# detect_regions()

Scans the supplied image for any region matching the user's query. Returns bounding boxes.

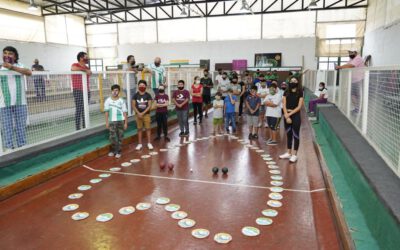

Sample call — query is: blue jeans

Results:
[0,105,28,149]
[225,112,236,131]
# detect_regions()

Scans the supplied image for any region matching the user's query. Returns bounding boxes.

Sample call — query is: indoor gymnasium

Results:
[0,0,399,249]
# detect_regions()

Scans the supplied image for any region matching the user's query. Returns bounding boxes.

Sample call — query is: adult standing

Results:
[31,59,46,101]
[215,68,223,86]
[200,69,213,118]
[0,46,32,151]
[124,55,138,100]
[240,70,253,117]
[335,48,364,113]
[230,76,244,122]
[191,76,203,125]
[217,72,230,100]
[71,51,91,131]
[147,57,166,96]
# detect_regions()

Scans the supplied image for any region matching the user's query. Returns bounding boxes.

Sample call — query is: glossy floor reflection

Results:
[0,111,342,250]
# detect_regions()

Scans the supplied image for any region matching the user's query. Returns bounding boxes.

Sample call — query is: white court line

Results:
[82,165,326,194]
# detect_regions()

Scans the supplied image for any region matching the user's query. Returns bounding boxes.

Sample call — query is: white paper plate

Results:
[269,192,283,200]
[171,211,188,220]
[62,204,79,211]
[149,152,158,156]
[192,229,210,239]
[237,139,244,142]
[109,167,121,172]
[165,204,180,212]
[68,193,83,199]
[241,226,260,237]
[256,150,265,153]
[155,197,170,205]
[121,162,132,167]
[159,148,168,152]
[256,217,273,226]
[136,202,152,210]
[90,178,102,184]
[77,185,92,191]
[267,200,283,208]
[214,233,232,244]
[269,187,284,193]
[141,155,151,159]
[264,157,273,161]
[96,213,113,222]
[271,175,283,181]
[99,173,111,178]
[261,154,271,158]
[178,218,196,228]
[268,165,280,169]
[269,170,281,175]
[130,159,141,163]
[71,212,89,221]
[270,181,284,187]
[262,209,278,217]
[119,206,135,215]
[267,161,276,165]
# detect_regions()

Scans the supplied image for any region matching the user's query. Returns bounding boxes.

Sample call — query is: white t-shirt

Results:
[314,88,328,99]
[257,86,269,104]
[104,97,128,121]
[215,74,223,84]
[213,99,224,119]
[219,78,231,96]
[0,63,27,108]
[264,94,282,118]
[147,63,166,89]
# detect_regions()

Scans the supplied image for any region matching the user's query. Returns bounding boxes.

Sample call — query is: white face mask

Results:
[195,80,201,84]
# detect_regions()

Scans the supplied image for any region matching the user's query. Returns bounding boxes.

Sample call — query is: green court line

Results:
[305,90,400,250]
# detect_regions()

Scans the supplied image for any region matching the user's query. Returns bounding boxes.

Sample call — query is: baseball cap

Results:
[348,48,358,52]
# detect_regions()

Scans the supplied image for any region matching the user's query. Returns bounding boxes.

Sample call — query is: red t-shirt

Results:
[155,94,169,113]
[191,84,203,103]
[71,63,90,90]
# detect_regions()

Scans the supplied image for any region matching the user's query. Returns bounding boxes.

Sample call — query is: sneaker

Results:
[115,153,121,158]
[179,132,184,137]
[267,141,278,146]
[258,122,262,127]
[154,137,161,141]
[248,133,253,140]
[165,136,171,142]
[279,152,291,159]
[232,129,237,134]
[193,121,197,125]
[135,144,143,150]
[184,131,189,137]
[199,120,202,124]
[253,134,258,139]
[147,143,154,150]
[108,152,115,157]
[289,155,298,162]
[226,128,230,133]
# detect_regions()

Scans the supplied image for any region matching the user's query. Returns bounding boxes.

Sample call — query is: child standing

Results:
[172,80,190,137]
[154,85,170,142]
[105,84,128,158]
[264,82,282,146]
[191,76,203,125]
[224,89,237,134]
[245,86,261,140]
[212,92,224,134]
[132,80,153,150]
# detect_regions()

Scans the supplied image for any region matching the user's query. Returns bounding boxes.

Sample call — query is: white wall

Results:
[117,37,317,70]
[0,40,86,71]
[363,0,400,66]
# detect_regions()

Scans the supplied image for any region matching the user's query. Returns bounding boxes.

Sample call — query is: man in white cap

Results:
[335,48,364,113]
[146,57,166,96]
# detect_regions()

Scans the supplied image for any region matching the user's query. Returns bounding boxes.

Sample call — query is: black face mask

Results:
[289,82,298,89]
[155,62,160,67]
[204,74,208,77]
[178,86,184,90]
[131,61,136,66]
[159,89,164,93]
[349,54,356,59]
[281,87,287,91]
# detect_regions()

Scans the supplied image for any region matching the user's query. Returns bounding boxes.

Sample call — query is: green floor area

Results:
[305,89,400,249]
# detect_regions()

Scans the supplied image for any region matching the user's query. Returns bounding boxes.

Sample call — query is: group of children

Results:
[104,73,304,163]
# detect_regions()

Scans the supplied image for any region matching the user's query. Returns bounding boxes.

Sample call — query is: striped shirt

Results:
[0,63,27,108]
[104,97,128,122]
[147,63,166,89]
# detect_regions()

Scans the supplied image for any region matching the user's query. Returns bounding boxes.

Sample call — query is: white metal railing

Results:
[303,66,400,177]
[0,68,206,157]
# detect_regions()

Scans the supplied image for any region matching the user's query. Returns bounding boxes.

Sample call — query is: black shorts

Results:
[202,95,211,104]
[267,117,280,131]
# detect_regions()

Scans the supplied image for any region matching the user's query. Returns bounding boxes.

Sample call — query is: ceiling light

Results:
[28,0,38,11]
[180,6,187,16]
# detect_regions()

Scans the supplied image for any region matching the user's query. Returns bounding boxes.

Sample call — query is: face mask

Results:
[281,87,287,91]
[3,56,13,64]
[139,86,146,92]
[159,89,164,93]
[270,89,276,95]
[84,58,89,64]
[349,54,356,59]
[34,62,39,65]
[178,86,184,90]
[232,81,237,84]
[216,96,221,100]
[222,77,227,80]
[319,86,324,91]
[131,61,136,66]
[204,73,208,77]
[289,82,298,89]
[155,62,160,67]
[195,80,201,84]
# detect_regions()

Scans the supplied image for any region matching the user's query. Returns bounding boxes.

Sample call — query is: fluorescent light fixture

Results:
[28,0,38,11]
[180,6,187,16]
[308,0,318,9]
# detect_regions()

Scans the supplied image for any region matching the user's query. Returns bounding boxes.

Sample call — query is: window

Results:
[89,59,103,72]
